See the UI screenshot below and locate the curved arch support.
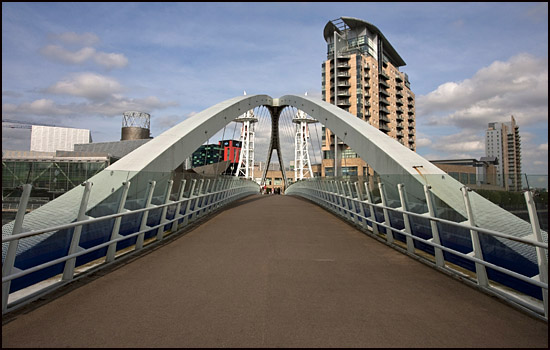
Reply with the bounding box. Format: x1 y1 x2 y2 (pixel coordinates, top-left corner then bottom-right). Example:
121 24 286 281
2 95 271 265
280 95 546 264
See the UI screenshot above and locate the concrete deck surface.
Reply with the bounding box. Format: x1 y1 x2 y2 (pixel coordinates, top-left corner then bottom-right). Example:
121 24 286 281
2 194 548 348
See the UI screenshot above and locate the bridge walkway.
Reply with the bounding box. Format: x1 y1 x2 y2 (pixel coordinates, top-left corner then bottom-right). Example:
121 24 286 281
2 194 548 347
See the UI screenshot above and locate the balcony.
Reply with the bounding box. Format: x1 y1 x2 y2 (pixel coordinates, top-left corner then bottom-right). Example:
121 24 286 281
379 123 391 133
337 80 350 87
337 99 351 106
337 72 350 77
379 114 390 123
396 122 404 130
378 79 390 88
380 106 390 114
396 131 404 137
395 74 403 83
379 88 390 97
379 97 390 106
379 71 389 80
337 90 350 96
396 114 404 122
337 62 350 69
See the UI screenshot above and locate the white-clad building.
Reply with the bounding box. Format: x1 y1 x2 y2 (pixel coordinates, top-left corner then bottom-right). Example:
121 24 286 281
30 125 92 153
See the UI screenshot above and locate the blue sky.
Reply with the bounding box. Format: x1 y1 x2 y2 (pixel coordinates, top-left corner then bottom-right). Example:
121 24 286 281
2 2 548 174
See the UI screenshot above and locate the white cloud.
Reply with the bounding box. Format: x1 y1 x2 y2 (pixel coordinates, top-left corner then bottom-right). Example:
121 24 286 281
40 32 128 69
50 32 100 46
46 73 123 100
93 52 129 69
418 53 548 130
537 143 548 151
40 45 96 64
2 95 177 119
416 138 432 148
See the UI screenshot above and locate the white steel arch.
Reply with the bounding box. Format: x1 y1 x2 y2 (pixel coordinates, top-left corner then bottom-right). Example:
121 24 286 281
2 94 545 269
2 95 272 253
277 95 546 263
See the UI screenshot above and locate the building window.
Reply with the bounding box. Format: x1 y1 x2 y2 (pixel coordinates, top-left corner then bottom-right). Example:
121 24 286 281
342 166 358 176
274 178 282 185
341 149 358 158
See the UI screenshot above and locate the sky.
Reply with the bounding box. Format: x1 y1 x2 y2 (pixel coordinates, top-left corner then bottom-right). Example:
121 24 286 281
2 2 548 175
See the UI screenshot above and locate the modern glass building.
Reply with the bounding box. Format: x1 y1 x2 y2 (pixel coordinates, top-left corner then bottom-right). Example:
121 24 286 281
2 150 111 200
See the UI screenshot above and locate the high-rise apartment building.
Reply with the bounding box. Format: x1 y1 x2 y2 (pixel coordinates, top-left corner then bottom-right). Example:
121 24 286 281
321 17 416 177
485 115 522 191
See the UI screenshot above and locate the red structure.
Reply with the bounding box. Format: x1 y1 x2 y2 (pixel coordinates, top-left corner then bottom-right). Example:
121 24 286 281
219 139 241 164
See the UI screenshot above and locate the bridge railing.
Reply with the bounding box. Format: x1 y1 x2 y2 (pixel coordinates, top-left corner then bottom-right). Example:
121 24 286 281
2 173 259 314
286 176 548 321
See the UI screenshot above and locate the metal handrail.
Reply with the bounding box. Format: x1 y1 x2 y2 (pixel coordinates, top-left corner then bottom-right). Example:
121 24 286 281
2 178 259 313
286 179 548 320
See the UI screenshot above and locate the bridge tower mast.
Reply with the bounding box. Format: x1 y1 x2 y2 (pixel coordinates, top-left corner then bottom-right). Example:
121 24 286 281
293 109 317 180
234 109 258 179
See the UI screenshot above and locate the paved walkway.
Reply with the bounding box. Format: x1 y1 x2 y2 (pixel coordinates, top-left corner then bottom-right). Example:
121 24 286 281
2 194 548 348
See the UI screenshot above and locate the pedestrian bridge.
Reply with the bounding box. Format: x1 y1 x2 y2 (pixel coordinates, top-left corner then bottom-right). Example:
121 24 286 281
2 95 548 346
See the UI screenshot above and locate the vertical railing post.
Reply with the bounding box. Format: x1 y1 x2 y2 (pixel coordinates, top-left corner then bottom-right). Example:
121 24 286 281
203 179 213 215
136 180 156 250
194 179 205 219
156 180 174 241
105 181 131 263
62 182 93 281
346 181 358 224
397 184 415 254
2 184 32 313
423 185 445 268
183 180 197 226
524 190 548 318
363 182 379 235
378 183 394 244
170 179 187 233
354 182 369 230
335 181 345 218
461 187 489 287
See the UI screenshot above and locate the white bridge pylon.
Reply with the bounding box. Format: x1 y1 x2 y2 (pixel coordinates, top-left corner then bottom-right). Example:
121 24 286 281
293 109 317 181
234 109 258 180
